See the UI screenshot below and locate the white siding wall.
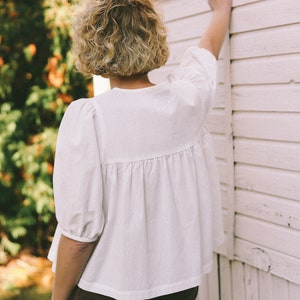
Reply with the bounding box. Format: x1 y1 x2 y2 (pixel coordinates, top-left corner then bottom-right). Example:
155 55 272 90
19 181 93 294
231 0 300 291
153 0 300 299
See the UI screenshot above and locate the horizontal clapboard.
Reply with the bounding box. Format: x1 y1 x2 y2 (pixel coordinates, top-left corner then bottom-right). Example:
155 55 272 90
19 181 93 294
231 53 300 85
159 0 210 22
233 112 300 142
235 238 300 285
231 23 300 59
234 139 300 172
235 214 300 259
235 164 300 201
231 0 300 33
235 189 300 230
232 84 300 112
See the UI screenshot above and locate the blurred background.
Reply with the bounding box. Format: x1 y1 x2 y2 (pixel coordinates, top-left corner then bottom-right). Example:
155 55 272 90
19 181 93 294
0 0 92 298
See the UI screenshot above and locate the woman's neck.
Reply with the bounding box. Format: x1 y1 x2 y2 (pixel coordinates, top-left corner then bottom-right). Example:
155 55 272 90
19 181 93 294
109 74 155 90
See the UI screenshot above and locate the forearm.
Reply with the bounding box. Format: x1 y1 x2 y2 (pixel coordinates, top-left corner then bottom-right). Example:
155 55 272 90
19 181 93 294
200 3 232 58
52 235 96 300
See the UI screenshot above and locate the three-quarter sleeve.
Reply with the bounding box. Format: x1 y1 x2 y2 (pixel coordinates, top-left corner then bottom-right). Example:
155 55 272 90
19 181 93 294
53 98 104 242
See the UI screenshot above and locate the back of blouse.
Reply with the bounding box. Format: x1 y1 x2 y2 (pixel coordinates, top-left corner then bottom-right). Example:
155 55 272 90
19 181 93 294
48 47 224 300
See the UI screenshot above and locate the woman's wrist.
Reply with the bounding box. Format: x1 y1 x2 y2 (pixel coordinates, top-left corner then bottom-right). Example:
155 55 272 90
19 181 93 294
208 0 232 13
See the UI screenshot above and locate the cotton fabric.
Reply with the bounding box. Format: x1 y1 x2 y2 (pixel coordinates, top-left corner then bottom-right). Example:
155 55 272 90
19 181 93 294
48 47 224 300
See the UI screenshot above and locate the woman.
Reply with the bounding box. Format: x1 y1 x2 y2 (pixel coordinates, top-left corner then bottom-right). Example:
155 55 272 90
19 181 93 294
48 0 232 299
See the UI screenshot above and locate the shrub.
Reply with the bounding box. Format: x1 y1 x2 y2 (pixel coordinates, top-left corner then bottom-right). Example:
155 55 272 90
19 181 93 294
0 0 92 263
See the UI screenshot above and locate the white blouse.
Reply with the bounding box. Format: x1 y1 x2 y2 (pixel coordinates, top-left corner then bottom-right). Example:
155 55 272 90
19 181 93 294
48 47 224 300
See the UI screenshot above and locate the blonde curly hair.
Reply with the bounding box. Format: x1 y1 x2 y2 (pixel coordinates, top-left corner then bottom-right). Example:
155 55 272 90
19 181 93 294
71 0 169 77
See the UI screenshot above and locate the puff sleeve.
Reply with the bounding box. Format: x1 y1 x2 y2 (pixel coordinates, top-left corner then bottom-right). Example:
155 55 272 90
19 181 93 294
171 47 217 112
53 98 104 242
180 47 217 89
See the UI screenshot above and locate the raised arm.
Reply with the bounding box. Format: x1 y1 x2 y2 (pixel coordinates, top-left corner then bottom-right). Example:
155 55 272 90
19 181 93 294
199 0 232 59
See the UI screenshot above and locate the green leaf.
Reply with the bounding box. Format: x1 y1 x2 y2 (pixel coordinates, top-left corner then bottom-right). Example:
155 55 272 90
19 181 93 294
10 226 27 239
0 236 21 256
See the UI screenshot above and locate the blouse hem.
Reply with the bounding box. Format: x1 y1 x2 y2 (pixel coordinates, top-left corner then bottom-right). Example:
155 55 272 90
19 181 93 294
78 263 212 300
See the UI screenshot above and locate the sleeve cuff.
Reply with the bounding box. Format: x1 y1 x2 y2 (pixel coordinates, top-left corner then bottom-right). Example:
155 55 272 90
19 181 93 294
61 228 100 243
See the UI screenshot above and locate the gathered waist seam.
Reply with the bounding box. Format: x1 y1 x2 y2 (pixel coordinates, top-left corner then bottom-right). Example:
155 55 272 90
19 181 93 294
102 139 201 166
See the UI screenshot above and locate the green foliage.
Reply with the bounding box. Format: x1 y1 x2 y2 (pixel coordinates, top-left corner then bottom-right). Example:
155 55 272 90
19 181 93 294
0 0 92 262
